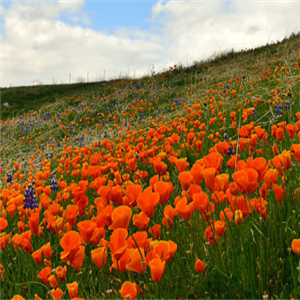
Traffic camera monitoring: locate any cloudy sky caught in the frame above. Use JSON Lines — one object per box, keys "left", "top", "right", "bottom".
{"left": 1, "top": 0, "right": 299, "bottom": 87}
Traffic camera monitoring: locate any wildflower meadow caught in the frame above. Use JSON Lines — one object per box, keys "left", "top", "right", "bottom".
{"left": 1, "top": 33, "right": 300, "bottom": 299}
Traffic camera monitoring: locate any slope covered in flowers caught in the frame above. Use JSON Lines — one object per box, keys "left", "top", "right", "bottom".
{"left": 1, "top": 34, "right": 300, "bottom": 299}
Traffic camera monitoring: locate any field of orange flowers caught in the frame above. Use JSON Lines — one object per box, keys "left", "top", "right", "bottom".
{"left": 1, "top": 34, "right": 300, "bottom": 299}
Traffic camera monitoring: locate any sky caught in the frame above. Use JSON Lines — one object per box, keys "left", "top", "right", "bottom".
{"left": 1, "top": 0, "right": 300, "bottom": 88}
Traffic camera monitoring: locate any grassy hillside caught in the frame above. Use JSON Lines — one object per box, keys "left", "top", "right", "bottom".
{"left": 1, "top": 32, "right": 299, "bottom": 121}
{"left": 1, "top": 32, "right": 300, "bottom": 300}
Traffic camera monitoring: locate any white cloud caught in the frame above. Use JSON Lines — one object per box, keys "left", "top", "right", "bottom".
{"left": 1, "top": 0, "right": 300, "bottom": 87}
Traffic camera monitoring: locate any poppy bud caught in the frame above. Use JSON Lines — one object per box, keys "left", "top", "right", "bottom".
{"left": 195, "top": 259, "right": 205, "bottom": 273}
{"left": 235, "top": 209, "right": 243, "bottom": 225}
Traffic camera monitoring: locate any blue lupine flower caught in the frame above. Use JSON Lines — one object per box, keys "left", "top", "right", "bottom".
{"left": 224, "top": 133, "right": 229, "bottom": 141}
{"left": 285, "top": 101, "right": 290, "bottom": 110}
{"left": 23, "top": 182, "right": 39, "bottom": 209}
{"left": 252, "top": 108, "right": 257, "bottom": 116}
{"left": 50, "top": 173, "right": 59, "bottom": 190}
{"left": 6, "top": 173, "right": 12, "bottom": 183}
{"left": 227, "top": 145, "right": 234, "bottom": 156}
{"left": 275, "top": 101, "right": 282, "bottom": 115}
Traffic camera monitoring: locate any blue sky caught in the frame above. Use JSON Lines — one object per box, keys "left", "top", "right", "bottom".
{"left": 83, "top": 1, "right": 155, "bottom": 33}
{"left": 1, "top": 0, "right": 299, "bottom": 87}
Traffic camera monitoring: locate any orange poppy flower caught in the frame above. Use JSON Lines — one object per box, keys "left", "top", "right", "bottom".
{"left": 110, "top": 248, "right": 131, "bottom": 273}
{"left": 72, "top": 181, "right": 89, "bottom": 216}
{"left": 48, "top": 274, "right": 59, "bottom": 288}
{"left": 162, "top": 205, "right": 178, "bottom": 228}
{"left": 203, "top": 225, "right": 218, "bottom": 246}
{"left": 90, "top": 227, "right": 107, "bottom": 246}
{"left": 148, "top": 258, "right": 166, "bottom": 282}
{"left": 111, "top": 185, "right": 124, "bottom": 206}
{"left": 90, "top": 153, "right": 99, "bottom": 165}
{"left": 12, "top": 231, "right": 33, "bottom": 254}
{"left": 175, "top": 197, "right": 195, "bottom": 221}
{"left": 153, "top": 181, "right": 174, "bottom": 204}
{"left": 153, "top": 241, "right": 170, "bottom": 262}
{"left": 109, "top": 206, "right": 132, "bottom": 230}
{"left": 125, "top": 184, "right": 143, "bottom": 207}
{"left": 17, "top": 221, "right": 24, "bottom": 233}
{"left": 91, "top": 247, "right": 108, "bottom": 269}
{"left": 237, "top": 196, "right": 252, "bottom": 217}
{"left": 175, "top": 157, "right": 190, "bottom": 173}
{"left": 77, "top": 220, "right": 97, "bottom": 243}
{"left": 136, "top": 187, "right": 160, "bottom": 217}
{"left": 40, "top": 194, "right": 52, "bottom": 209}
{"left": 132, "top": 211, "right": 150, "bottom": 230}
{"left": 65, "top": 205, "right": 79, "bottom": 227}
{"left": 202, "top": 201, "right": 216, "bottom": 222}
{"left": 178, "top": 171, "right": 193, "bottom": 191}
{"left": 11, "top": 295, "right": 25, "bottom": 300}
{"left": 196, "top": 140, "right": 203, "bottom": 152}
{"left": 191, "top": 163, "right": 204, "bottom": 185}
{"left": 60, "top": 231, "right": 82, "bottom": 261}
{"left": 275, "top": 127, "right": 284, "bottom": 141}
{"left": 212, "top": 191, "right": 226, "bottom": 205}
{"left": 273, "top": 184, "right": 284, "bottom": 203}
{"left": 67, "top": 281, "right": 79, "bottom": 299}
{"left": 292, "top": 239, "right": 300, "bottom": 255}
{"left": 108, "top": 228, "right": 128, "bottom": 259}
{"left": 250, "top": 197, "right": 268, "bottom": 215}
{"left": 37, "top": 266, "right": 52, "bottom": 284}
{"left": 41, "top": 242, "right": 53, "bottom": 259}
{"left": 148, "top": 224, "right": 161, "bottom": 239}
{"left": 0, "top": 233, "right": 9, "bottom": 251}
{"left": 202, "top": 152, "right": 224, "bottom": 171}
{"left": 272, "top": 151, "right": 292, "bottom": 170}
{"left": 7, "top": 203, "right": 16, "bottom": 217}
{"left": 213, "top": 220, "right": 226, "bottom": 237}
{"left": 152, "top": 157, "right": 168, "bottom": 175}
{"left": 70, "top": 245, "right": 85, "bottom": 270}
{"left": 90, "top": 177, "right": 107, "bottom": 192}
{"left": 195, "top": 259, "right": 205, "bottom": 273}
{"left": 126, "top": 231, "right": 148, "bottom": 251}
{"left": 202, "top": 168, "right": 217, "bottom": 191}
{"left": 32, "top": 249, "right": 42, "bottom": 265}
{"left": 192, "top": 192, "right": 209, "bottom": 213}
{"left": 229, "top": 182, "right": 239, "bottom": 196}
{"left": 149, "top": 175, "right": 160, "bottom": 189}
{"left": 227, "top": 155, "right": 238, "bottom": 170}
{"left": 0, "top": 217, "right": 8, "bottom": 233}
{"left": 50, "top": 287, "right": 64, "bottom": 300}
{"left": 232, "top": 168, "right": 259, "bottom": 194}
{"left": 238, "top": 124, "right": 253, "bottom": 137}
{"left": 97, "top": 186, "right": 112, "bottom": 204}
{"left": 286, "top": 124, "right": 295, "bottom": 138}
{"left": 263, "top": 169, "right": 278, "bottom": 189}
{"left": 246, "top": 157, "right": 268, "bottom": 182}
{"left": 214, "top": 174, "right": 229, "bottom": 192}
{"left": 126, "top": 248, "right": 146, "bottom": 274}
{"left": 87, "top": 165, "right": 102, "bottom": 180}
{"left": 216, "top": 142, "right": 231, "bottom": 155}
{"left": 56, "top": 265, "right": 67, "bottom": 281}
{"left": 291, "top": 144, "right": 300, "bottom": 162}
{"left": 220, "top": 208, "right": 233, "bottom": 224}
{"left": 154, "top": 240, "right": 177, "bottom": 263}
{"left": 119, "top": 281, "right": 138, "bottom": 300}
{"left": 29, "top": 213, "right": 40, "bottom": 235}
{"left": 48, "top": 203, "right": 62, "bottom": 216}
